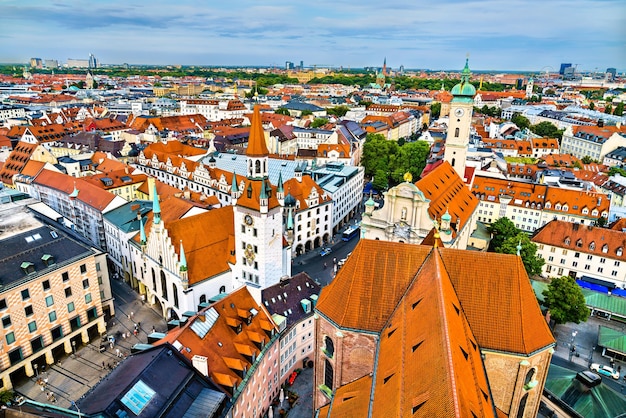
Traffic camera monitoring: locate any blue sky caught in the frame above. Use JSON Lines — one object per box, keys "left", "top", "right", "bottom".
{"left": 1, "top": 0, "right": 624, "bottom": 71}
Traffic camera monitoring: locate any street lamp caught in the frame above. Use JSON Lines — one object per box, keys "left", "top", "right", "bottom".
{"left": 71, "top": 340, "right": 76, "bottom": 355}
{"left": 34, "top": 363, "right": 38, "bottom": 377}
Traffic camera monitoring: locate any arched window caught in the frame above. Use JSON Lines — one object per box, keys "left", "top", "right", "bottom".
{"left": 324, "top": 359, "right": 334, "bottom": 389}
{"left": 454, "top": 127, "right": 459, "bottom": 137}
{"left": 160, "top": 271, "right": 168, "bottom": 300}
{"left": 451, "top": 158, "right": 456, "bottom": 167}
{"left": 219, "top": 286, "right": 226, "bottom": 294}
{"left": 151, "top": 268, "right": 157, "bottom": 291}
{"left": 199, "top": 294, "right": 207, "bottom": 304}
{"left": 524, "top": 368, "right": 536, "bottom": 387}
{"left": 516, "top": 393, "right": 528, "bottom": 418}
{"left": 172, "top": 283, "right": 179, "bottom": 308}
{"left": 324, "top": 336, "right": 334, "bottom": 358}
{"left": 255, "top": 160, "right": 261, "bottom": 174}
{"left": 618, "top": 247, "right": 623, "bottom": 257}
{"left": 589, "top": 242, "right": 596, "bottom": 251}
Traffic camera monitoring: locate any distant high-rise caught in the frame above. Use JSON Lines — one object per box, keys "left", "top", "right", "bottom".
{"left": 88, "top": 53, "right": 98, "bottom": 69}
{"left": 299, "top": 60, "right": 304, "bottom": 70}
{"left": 606, "top": 68, "right": 617, "bottom": 80}
{"left": 44, "top": 59, "right": 58, "bottom": 69}
{"left": 285, "top": 61, "right": 294, "bottom": 70}
{"left": 29, "top": 58, "right": 42, "bottom": 68}
{"left": 559, "top": 63, "right": 572, "bottom": 75}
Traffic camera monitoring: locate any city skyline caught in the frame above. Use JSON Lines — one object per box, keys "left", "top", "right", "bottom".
{"left": 1, "top": 0, "right": 625, "bottom": 72}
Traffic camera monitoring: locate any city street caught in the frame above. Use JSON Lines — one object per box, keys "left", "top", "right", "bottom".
{"left": 552, "top": 315, "right": 626, "bottom": 394}
{"left": 13, "top": 275, "right": 167, "bottom": 410}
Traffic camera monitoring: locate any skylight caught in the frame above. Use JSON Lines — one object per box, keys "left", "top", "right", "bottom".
{"left": 120, "top": 380, "right": 155, "bottom": 415}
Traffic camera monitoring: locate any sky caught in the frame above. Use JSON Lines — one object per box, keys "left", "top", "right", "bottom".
{"left": 1, "top": 0, "right": 625, "bottom": 72}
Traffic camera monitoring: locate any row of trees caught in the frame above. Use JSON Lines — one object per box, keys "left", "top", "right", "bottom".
{"left": 511, "top": 115, "right": 565, "bottom": 140}
{"left": 487, "top": 217, "right": 589, "bottom": 325}
{"left": 361, "top": 133, "right": 430, "bottom": 191}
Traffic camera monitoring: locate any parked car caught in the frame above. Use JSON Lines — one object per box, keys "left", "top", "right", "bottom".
{"left": 590, "top": 363, "right": 619, "bottom": 380}
{"left": 320, "top": 247, "right": 333, "bottom": 257}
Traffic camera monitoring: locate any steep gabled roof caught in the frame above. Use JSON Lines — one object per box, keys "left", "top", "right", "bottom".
{"left": 236, "top": 179, "right": 281, "bottom": 211}
{"left": 165, "top": 206, "right": 235, "bottom": 284}
{"left": 33, "top": 169, "right": 117, "bottom": 211}
{"left": 0, "top": 141, "right": 38, "bottom": 185}
{"left": 245, "top": 105, "right": 270, "bottom": 157}
{"left": 416, "top": 161, "right": 479, "bottom": 232}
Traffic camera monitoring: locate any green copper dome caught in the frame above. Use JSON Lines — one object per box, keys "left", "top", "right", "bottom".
{"left": 451, "top": 58, "right": 476, "bottom": 102}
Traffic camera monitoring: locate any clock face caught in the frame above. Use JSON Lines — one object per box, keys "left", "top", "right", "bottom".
{"left": 454, "top": 108, "right": 465, "bottom": 117}
{"left": 244, "top": 215, "right": 253, "bottom": 226}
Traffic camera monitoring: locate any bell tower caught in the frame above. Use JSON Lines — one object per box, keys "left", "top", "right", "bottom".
{"left": 444, "top": 57, "right": 475, "bottom": 179}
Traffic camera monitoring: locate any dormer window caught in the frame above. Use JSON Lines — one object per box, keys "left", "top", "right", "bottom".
{"left": 618, "top": 247, "right": 623, "bottom": 257}
{"left": 555, "top": 204, "right": 561, "bottom": 211}
{"left": 589, "top": 242, "right": 595, "bottom": 251}
{"left": 21, "top": 262, "right": 35, "bottom": 274}
{"left": 564, "top": 237, "right": 571, "bottom": 245}
{"left": 562, "top": 205, "right": 569, "bottom": 212}
{"left": 576, "top": 239, "right": 583, "bottom": 248}
{"left": 582, "top": 208, "right": 589, "bottom": 215}
{"left": 592, "top": 209, "right": 599, "bottom": 217}
{"left": 602, "top": 244, "right": 609, "bottom": 253}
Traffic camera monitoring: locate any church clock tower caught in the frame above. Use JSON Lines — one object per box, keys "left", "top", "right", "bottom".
{"left": 232, "top": 105, "right": 288, "bottom": 300}
{"left": 444, "top": 58, "right": 476, "bottom": 179}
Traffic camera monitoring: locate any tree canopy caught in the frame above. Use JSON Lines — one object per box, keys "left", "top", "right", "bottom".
{"left": 498, "top": 233, "right": 545, "bottom": 277}
{"left": 430, "top": 102, "right": 441, "bottom": 119}
{"left": 361, "top": 133, "right": 429, "bottom": 188}
{"left": 530, "top": 121, "right": 564, "bottom": 140}
{"left": 310, "top": 118, "right": 329, "bottom": 128}
{"left": 511, "top": 114, "right": 531, "bottom": 131}
{"left": 487, "top": 217, "right": 519, "bottom": 251}
{"left": 542, "top": 276, "right": 590, "bottom": 325}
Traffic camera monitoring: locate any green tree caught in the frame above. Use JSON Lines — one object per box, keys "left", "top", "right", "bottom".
{"left": 300, "top": 109, "right": 313, "bottom": 116}
{"left": 372, "top": 169, "right": 389, "bottom": 192}
{"left": 511, "top": 114, "right": 531, "bottom": 131}
{"left": 430, "top": 102, "right": 441, "bottom": 119}
{"left": 0, "top": 389, "right": 13, "bottom": 405}
{"left": 389, "top": 141, "right": 430, "bottom": 184}
{"left": 588, "top": 102, "right": 595, "bottom": 110}
{"left": 530, "top": 121, "right": 561, "bottom": 139}
{"left": 498, "top": 233, "right": 545, "bottom": 277}
{"left": 613, "top": 102, "right": 624, "bottom": 116}
{"left": 326, "top": 105, "right": 350, "bottom": 117}
{"left": 545, "top": 88, "right": 556, "bottom": 96}
{"left": 542, "top": 276, "right": 590, "bottom": 325}
{"left": 487, "top": 217, "right": 519, "bottom": 252}
{"left": 581, "top": 155, "right": 594, "bottom": 164}
{"left": 595, "top": 216, "right": 607, "bottom": 228}
{"left": 604, "top": 104, "right": 613, "bottom": 114}
{"left": 608, "top": 166, "right": 626, "bottom": 177}
{"left": 274, "top": 108, "right": 290, "bottom": 116}
{"left": 311, "top": 118, "right": 329, "bottom": 128}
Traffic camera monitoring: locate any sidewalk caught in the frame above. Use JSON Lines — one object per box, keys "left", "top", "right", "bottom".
{"left": 14, "top": 280, "right": 167, "bottom": 410}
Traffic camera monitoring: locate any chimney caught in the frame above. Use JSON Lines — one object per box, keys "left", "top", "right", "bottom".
{"left": 191, "top": 354, "right": 209, "bottom": 376}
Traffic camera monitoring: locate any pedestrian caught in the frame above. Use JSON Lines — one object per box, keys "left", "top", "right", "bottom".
{"left": 128, "top": 314, "right": 131, "bottom": 320}
{"left": 102, "top": 361, "right": 105, "bottom": 369}
{"left": 116, "top": 348, "right": 120, "bottom": 357}
{"left": 138, "top": 322, "right": 141, "bottom": 328}
{"left": 130, "top": 311, "right": 134, "bottom": 319}
{"left": 133, "top": 329, "right": 138, "bottom": 336}
{"left": 152, "top": 326, "right": 156, "bottom": 334}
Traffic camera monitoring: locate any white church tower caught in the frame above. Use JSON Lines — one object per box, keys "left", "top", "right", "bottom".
{"left": 444, "top": 58, "right": 476, "bottom": 180}
{"left": 232, "top": 105, "right": 290, "bottom": 300}
{"left": 525, "top": 76, "right": 534, "bottom": 99}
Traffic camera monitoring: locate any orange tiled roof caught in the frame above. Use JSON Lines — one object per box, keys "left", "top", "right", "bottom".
{"left": 126, "top": 114, "right": 208, "bottom": 133}
{"left": 532, "top": 220, "right": 626, "bottom": 262}
{"left": 610, "top": 218, "right": 626, "bottom": 232}
{"left": 316, "top": 143, "right": 350, "bottom": 158}
{"left": 19, "top": 160, "right": 46, "bottom": 178}
{"left": 415, "top": 161, "right": 479, "bottom": 232}
{"left": 236, "top": 179, "right": 281, "bottom": 211}
{"left": 81, "top": 170, "right": 147, "bottom": 191}
{"left": 33, "top": 169, "right": 117, "bottom": 211}
{"left": 318, "top": 240, "right": 553, "bottom": 416}
{"left": 0, "top": 142, "right": 38, "bottom": 185}
{"left": 165, "top": 206, "right": 235, "bottom": 284}
{"left": 245, "top": 105, "right": 270, "bottom": 157}
{"left": 143, "top": 140, "right": 207, "bottom": 158}
{"left": 317, "top": 240, "right": 554, "bottom": 354}
{"left": 283, "top": 176, "right": 331, "bottom": 210}
{"left": 157, "top": 286, "right": 278, "bottom": 392}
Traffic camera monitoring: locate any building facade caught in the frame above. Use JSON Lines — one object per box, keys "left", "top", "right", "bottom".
{"left": 0, "top": 219, "right": 108, "bottom": 391}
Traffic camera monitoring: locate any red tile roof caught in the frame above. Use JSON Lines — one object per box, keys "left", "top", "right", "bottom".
{"left": 245, "top": 105, "right": 270, "bottom": 157}
{"left": 0, "top": 141, "right": 38, "bottom": 185}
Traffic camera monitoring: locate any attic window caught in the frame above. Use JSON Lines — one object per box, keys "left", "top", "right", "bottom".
{"left": 21, "top": 262, "right": 35, "bottom": 274}
{"left": 412, "top": 401, "right": 426, "bottom": 414}
{"left": 452, "top": 303, "right": 460, "bottom": 315}
{"left": 564, "top": 237, "right": 570, "bottom": 245}
{"left": 576, "top": 239, "right": 583, "bottom": 248}
{"left": 411, "top": 299, "right": 422, "bottom": 310}
{"left": 602, "top": 244, "right": 608, "bottom": 253}
{"left": 387, "top": 328, "right": 397, "bottom": 338}
{"left": 383, "top": 373, "right": 394, "bottom": 384}
{"left": 589, "top": 242, "right": 596, "bottom": 251}
{"left": 617, "top": 247, "right": 623, "bottom": 257}
{"left": 41, "top": 254, "right": 55, "bottom": 267}
{"left": 412, "top": 340, "right": 424, "bottom": 352}
{"left": 460, "top": 346, "right": 469, "bottom": 360}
